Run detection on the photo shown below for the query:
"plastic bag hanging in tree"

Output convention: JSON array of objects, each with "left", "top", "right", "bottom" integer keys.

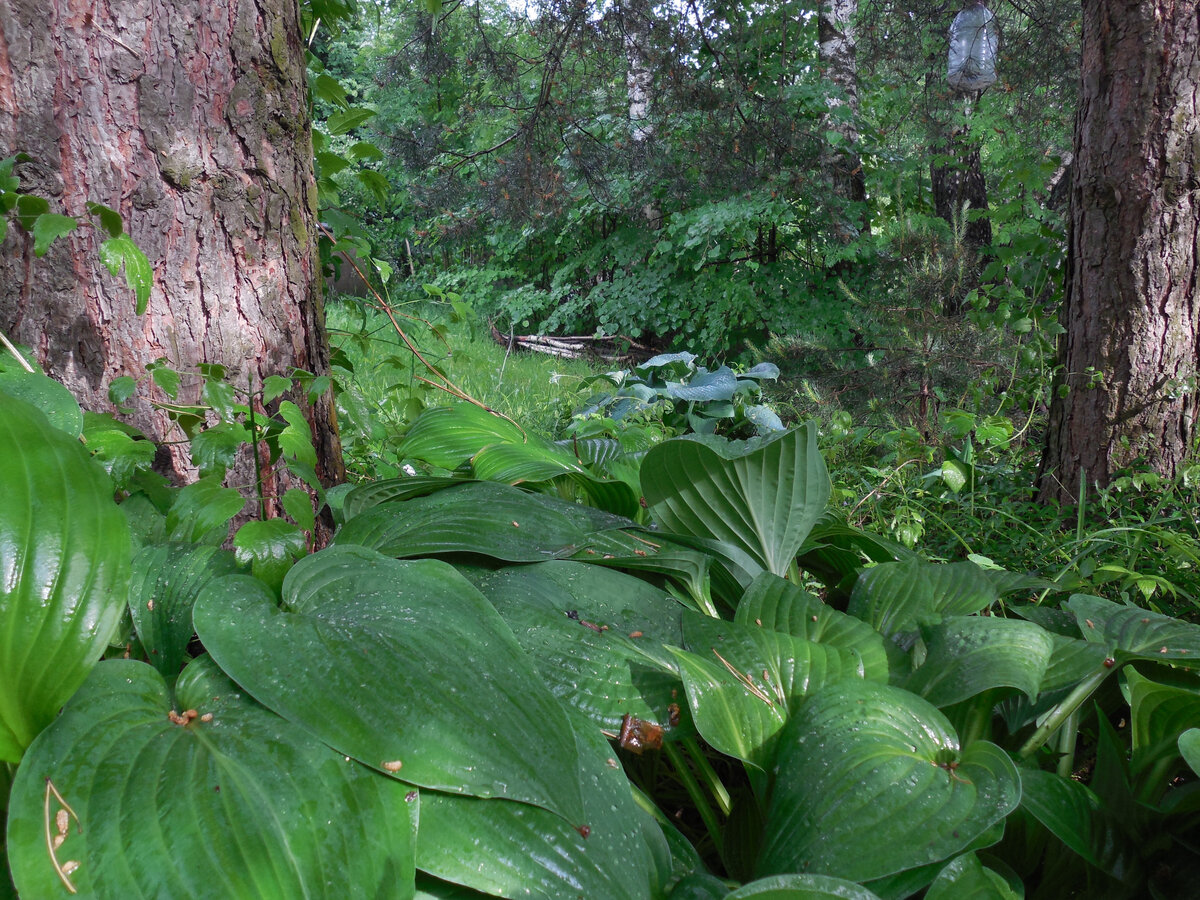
[{"left": 947, "top": 1, "right": 999, "bottom": 92}]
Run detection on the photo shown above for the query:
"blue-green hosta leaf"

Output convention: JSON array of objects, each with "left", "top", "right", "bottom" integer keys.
[
  {"left": 662, "top": 366, "right": 738, "bottom": 402},
  {"left": 1066, "top": 594, "right": 1200, "bottom": 666},
  {"left": 0, "top": 398, "right": 130, "bottom": 762},
  {"left": 673, "top": 613, "right": 870, "bottom": 768},
  {"left": 572, "top": 531, "right": 717, "bottom": 614},
  {"left": 0, "top": 369, "right": 82, "bottom": 436},
  {"left": 466, "top": 562, "right": 684, "bottom": 731},
  {"left": 847, "top": 559, "right": 1002, "bottom": 638},
  {"left": 398, "top": 402, "right": 526, "bottom": 469},
  {"left": 333, "top": 481, "right": 618, "bottom": 562},
  {"left": 727, "top": 874, "right": 883, "bottom": 899},
  {"left": 923, "top": 853, "right": 1019, "bottom": 899},
  {"left": 414, "top": 721, "right": 656, "bottom": 899},
  {"left": 903, "top": 616, "right": 1054, "bottom": 707},
  {"left": 127, "top": 543, "right": 240, "bottom": 680},
  {"left": 471, "top": 441, "right": 642, "bottom": 518},
  {"left": 642, "top": 424, "right": 830, "bottom": 577},
  {"left": 6, "top": 657, "right": 417, "bottom": 899},
  {"left": 758, "top": 681, "right": 1021, "bottom": 882},
  {"left": 734, "top": 573, "right": 889, "bottom": 681},
  {"left": 194, "top": 547, "right": 586, "bottom": 824}
]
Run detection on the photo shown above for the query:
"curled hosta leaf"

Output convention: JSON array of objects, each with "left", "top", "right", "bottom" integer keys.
[
  {"left": 758, "top": 681, "right": 1021, "bottom": 882},
  {"left": 847, "top": 559, "right": 1002, "bottom": 638},
  {"left": 194, "top": 547, "right": 586, "bottom": 824},
  {"left": 1180, "top": 728, "right": 1200, "bottom": 777},
  {"left": 727, "top": 874, "right": 884, "bottom": 899},
  {"left": 924, "top": 854, "right": 1019, "bottom": 899},
  {"left": 7, "top": 657, "right": 418, "bottom": 899},
  {"left": 414, "top": 722, "right": 656, "bottom": 899},
  {"left": 904, "top": 616, "right": 1054, "bottom": 707},
  {"left": 333, "top": 481, "right": 625, "bottom": 562},
  {"left": 735, "top": 573, "right": 889, "bottom": 681},
  {"left": 0, "top": 397, "right": 130, "bottom": 762},
  {"left": 1066, "top": 594, "right": 1200, "bottom": 666},
  {"left": 467, "top": 562, "right": 684, "bottom": 731},
  {"left": 642, "top": 424, "right": 830, "bottom": 577},
  {"left": 674, "top": 612, "right": 871, "bottom": 766}
]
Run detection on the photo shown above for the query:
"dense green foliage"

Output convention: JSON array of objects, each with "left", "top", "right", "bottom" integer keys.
[{"left": 5, "top": 353, "right": 1200, "bottom": 898}]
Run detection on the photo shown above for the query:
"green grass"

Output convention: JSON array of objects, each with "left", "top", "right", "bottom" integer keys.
[{"left": 326, "top": 296, "right": 601, "bottom": 478}]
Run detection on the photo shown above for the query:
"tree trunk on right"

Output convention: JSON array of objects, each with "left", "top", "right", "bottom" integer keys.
[{"left": 1038, "top": 0, "right": 1199, "bottom": 503}]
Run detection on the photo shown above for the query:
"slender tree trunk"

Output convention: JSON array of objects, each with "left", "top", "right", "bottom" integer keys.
[
  {"left": 1038, "top": 0, "right": 1199, "bottom": 503},
  {"left": 619, "top": 0, "right": 660, "bottom": 227},
  {"left": 819, "top": 0, "right": 867, "bottom": 238},
  {"left": 0, "top": 0, "right": 343, "bottom": 492},
  {"left": 930, "top": 123, "right": 992, "bottom": 255}
]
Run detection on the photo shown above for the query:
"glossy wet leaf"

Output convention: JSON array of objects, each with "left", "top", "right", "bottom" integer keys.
[
  {"left": 194, "top": 547, "right": 585, "bottom": 823},
  {"left": 6, "top": 657, "right": 417, "bottom": 899},
  {"left": 923, "top": 854, "right": 1019, "bottom": 899},
  {"left": 414, "top": 721, "right": 656, "bottom": 899},
  {"left": 334, "top": 481, "right": 626, "bottom": 562},
  {"left": 127, "top": 542, "right": 240, "bottom": 680},
  {"left": 641, "top": 424, "right": 830, "bottom": 577},
  {"left": 466, "top": 562, "right": 683, "bottom": 731},
  {"left": 1126, "top": 667, "right": 1200, "bottom": 786},
  {"left": 341, "top": 475, "right": 467, "bottom": 520},
  {"left": 758, "top": 681, "right": 1021, "bottom": 881},
  {"left": 1180, "top": 729, "right": 1200, "bottom": 777},
  {"left": 166, "top": 475, "right": 247, "bottom": 543},
  {"left": 847, "top": 560, "right": 1001, "bottom": 638},
  {"left": 0, "top": 397, "right": 130, "bottom": 762},
  {"left": 734, "top": 573, "right": 889, "bottom": 681},
  {"left": 727, "top": 874, "right": 884, "bottom": 899},
  {"left": 1066, "top": 594, "right": 1200, "bottom": 666},
  {"left": 1018, "top": 767, "right": 1122, "bottom": 871},
  {"left": 903, "top": 616, "right": 1054, "bottom": 707},
  {"left": 0, "top": 369, "right": 82, "bottom": 436},
  {"left": 232, "top": 518, "right": 307, "bottom": 594}
]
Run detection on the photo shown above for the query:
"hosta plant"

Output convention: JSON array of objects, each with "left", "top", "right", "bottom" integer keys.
[{"left": 4, "top": 404, "right": 1200, "bottom": 899}]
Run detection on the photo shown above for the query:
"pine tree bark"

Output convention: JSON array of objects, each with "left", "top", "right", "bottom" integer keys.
[
  {"left": 0, "top": 0, "right": 343, "bottom": 492},
  {"left": 1038, "top": 0, "right": 1199, "bottom": 502}
]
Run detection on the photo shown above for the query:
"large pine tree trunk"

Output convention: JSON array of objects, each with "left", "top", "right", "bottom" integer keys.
[
  {"left": 0, "top": 0, "right": 343, "bottom": 490},
  {"left": 1038, "top": 0, "right": 1199, "bottom": 503}
]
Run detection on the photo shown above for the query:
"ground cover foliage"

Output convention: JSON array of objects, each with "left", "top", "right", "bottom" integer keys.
[{"left": 5, "top": 333, "right": 1200, "bottom": 898}]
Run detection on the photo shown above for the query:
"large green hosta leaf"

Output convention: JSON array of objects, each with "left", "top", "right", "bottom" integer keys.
[
  {"left": 758, "top": 681, "right": 1021, "bottom": 882},
  {"left": 641, "top": 425, "right": 830, "bottom": 577},
  {"left": 6, "top": 657, "right": 418, "bottom": 899},
  {"left": 1066, "top": 594, "right": 1200, "bottom": 666},
  {"left": 846, "top": 559, "right": 1004, "bottom": 638},
  {"left": 726, "top": 874, "right": 884, "bottom": 899},
  {"left": 903, "top": 616, "right": 1055, "bottom": 708},
  {"left": 0, "top": 397, "right": 130, "bottom": 762},
  {"left": 466, "top": 562, "right": 684, "bottom": 731},
  {"left": 127, "top": 542, "right": 240, "bottom": 680},
  {"left": 734, "top": 573, "right": 889, "bottom": 681},
  {"left": 414, "top": 721, "right": 658, "bottom": 899},
  {"left": 333, "top": 481, "right": 629, "bottom": 562},
  {"left": 194, "top": 547, "right": 586, "bottom": 824}
]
